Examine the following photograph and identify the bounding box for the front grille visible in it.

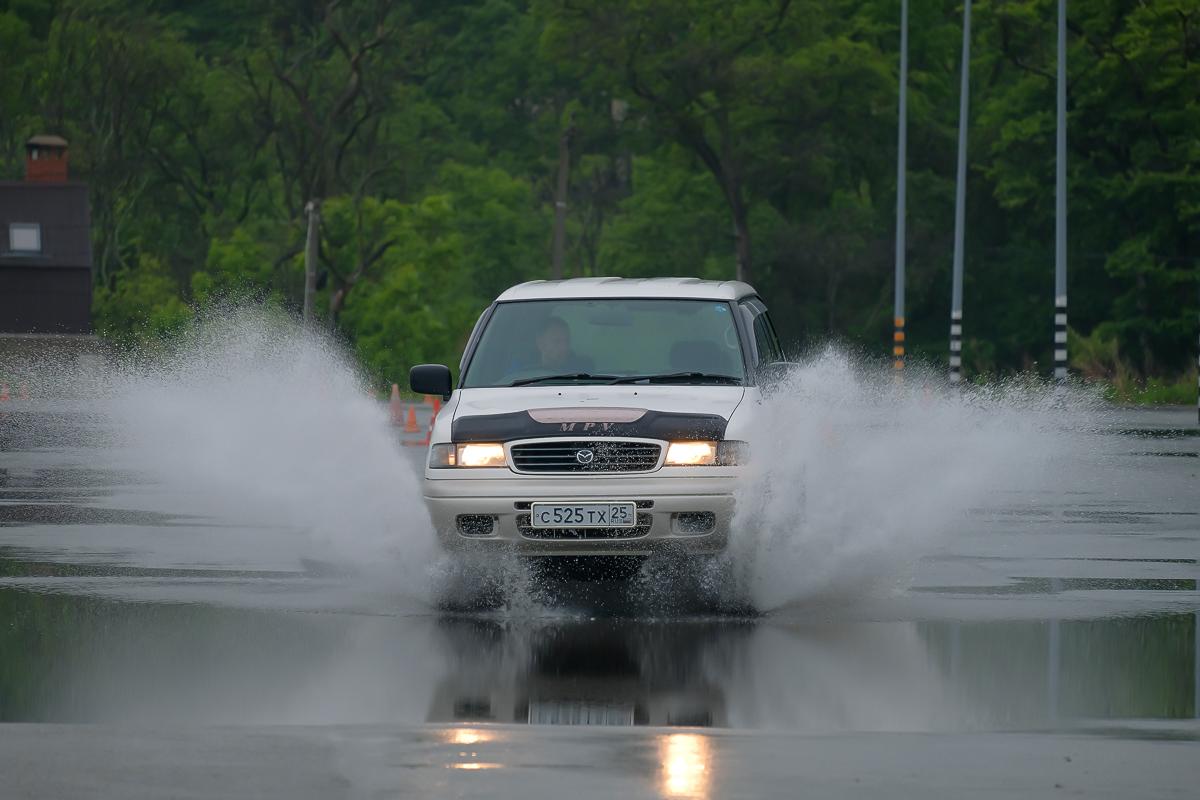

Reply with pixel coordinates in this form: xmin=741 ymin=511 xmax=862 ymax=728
xmin=510 ymin=440 xmax=662 ymax=473
xmin=517 ymin=512 xmax=653 ymax=540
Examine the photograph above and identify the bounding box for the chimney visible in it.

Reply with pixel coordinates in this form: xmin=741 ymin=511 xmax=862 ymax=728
xmin=25 ymin=135 xmax=70 ymax=182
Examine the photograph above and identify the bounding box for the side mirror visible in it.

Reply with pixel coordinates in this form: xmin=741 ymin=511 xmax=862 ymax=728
xmin=410 ymin=364 xmax=453 ymax=400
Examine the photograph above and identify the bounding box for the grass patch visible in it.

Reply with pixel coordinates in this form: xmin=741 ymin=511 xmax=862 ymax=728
xmin=1101 ymin=375 xmax=1197 ymax=405
xmin=1069 ymin=326 xmax=1196 ymax=405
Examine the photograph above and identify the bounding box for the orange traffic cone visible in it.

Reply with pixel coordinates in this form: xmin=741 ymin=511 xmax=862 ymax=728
xmin=420 ymin=409 xmax=436 ymax=445
xmin=0 ymin=384 xmax=9 ymax=402
xmin=403 ymin=405 xmax=420 ymax=433
xmin=425 ymin=394 xmax=442 ymax=416
xmin=389 ymin=384 xmax=403 ymax=425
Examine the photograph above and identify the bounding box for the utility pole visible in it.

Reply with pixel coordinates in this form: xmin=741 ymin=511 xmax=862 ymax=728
xmin=303 ymin=199 xmax=321 ymax=327
xmin=1054 ymin=0 xmax=1068 ymax=382
xmin=551 ymin=123 xmax=574 ymax=281
xmin=893 ymin=0 xmax=909 ymax=371
xmin=950 ymin=0 xmax=972 ymax=384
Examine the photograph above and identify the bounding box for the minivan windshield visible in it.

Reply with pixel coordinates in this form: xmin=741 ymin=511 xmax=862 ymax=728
xmin=461 ymin=299 xmax=747 ymax=388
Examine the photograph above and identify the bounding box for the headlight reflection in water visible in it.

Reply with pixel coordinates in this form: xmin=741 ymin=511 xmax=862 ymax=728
xmin=441 ymin=727 xmax=504 ymax=771
xmin=659 ymin=733 xmax=712 ymax=799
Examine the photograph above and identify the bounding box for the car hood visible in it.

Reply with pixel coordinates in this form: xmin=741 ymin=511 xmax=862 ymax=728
xmin=453 ymin=385 xmax=746 ymax=422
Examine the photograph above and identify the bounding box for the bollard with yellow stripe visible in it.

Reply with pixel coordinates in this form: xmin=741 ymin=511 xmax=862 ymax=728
xmin=893 ymin=317 xmax=906 ymax=370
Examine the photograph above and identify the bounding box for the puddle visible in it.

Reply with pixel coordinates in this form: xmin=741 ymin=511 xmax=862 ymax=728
xmin=0 ymin=586 xmax=1194 ymax=731
xmin=919 ymin=577 xmax=1199 ymax=595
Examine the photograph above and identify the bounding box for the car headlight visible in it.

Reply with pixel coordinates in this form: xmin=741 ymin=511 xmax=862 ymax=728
xmin=664 ymin=440 xmax=748 ymax=466
xmin=665 ymin=441 xmax=718 ymax=466
xmin=429 ymin=442 xmax=507 ymax=468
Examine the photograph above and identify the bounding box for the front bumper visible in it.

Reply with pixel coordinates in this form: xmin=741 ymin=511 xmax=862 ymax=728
xmin=422 ymin=471 xmax=737 ymax=556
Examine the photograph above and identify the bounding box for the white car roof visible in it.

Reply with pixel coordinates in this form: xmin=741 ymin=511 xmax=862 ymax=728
xmin=495 ymin=277 xmax=759 ymax=302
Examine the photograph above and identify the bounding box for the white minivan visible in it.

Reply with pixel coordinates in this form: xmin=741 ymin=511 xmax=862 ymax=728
xmin=410 ymin=277 xmax=785 ymax=566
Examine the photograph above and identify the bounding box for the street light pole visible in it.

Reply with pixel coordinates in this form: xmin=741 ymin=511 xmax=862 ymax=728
xmin=894 ymin=0 xmax=909 ymax=372
xmin=1054 ymin=0 xmax=1069 ymax=382
xmin=950 ymin=0 xmax=971 ymax=384
xmin=303 ymin=199 xmax=321 ymax=327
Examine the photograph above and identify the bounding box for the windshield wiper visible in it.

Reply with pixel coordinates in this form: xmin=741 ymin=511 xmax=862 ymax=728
xmin=510 ymin=372 xmax=621 ymax=386
xmin=608 ymin=372 xmax=742 ymax=385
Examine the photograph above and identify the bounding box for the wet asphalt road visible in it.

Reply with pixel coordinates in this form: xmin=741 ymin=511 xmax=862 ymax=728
xmin=0 ymin=404 xmax=1197 ymax=798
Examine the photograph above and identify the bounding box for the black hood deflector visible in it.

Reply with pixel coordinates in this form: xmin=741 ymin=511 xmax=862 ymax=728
xmin=452 ymin=410 xmax=728 ymax=443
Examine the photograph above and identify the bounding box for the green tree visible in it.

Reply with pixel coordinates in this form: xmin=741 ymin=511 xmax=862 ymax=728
xmin=336 ymin=161 xmax=544 ymax=382
xmin=93 ymin=253 xmax=192 ymax=343
xmin=976 ymin=0 xmax=1200 ymax=376
xmin=38 ymin=4 xmax=199 ymax=284
xmin=1 ymin=0 xmax=1193 ymax=384
xmin=0 ymin=8 xmax=41 ymax=177
xmin=597 ymin=150 xmax=729 ymax=279
xmin=539 ymin=0 xmax=804 ymax=284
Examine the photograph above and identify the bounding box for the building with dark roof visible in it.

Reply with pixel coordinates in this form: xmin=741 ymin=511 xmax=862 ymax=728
xmin=0 ymin=136 xmax=93 ymax=334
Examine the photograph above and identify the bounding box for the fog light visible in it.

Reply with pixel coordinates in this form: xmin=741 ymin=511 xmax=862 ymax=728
xmin=456 ymin=514 xmax=496 ymax=536
xmin=672 ymin=512 xmax=716 ymax=535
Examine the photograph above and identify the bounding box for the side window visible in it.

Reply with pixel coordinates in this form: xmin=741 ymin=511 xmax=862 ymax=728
xmin=753 ymin=314 xmax=784 ymax=364
xmin=740 ymin=298 xmax=784 ymax=365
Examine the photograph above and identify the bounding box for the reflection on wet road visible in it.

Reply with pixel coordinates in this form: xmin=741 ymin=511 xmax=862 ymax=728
xmin=0 ymin=591 xmax=1195 ymax=731
xmin=0 ymin=405 xmax=1198 ymax=797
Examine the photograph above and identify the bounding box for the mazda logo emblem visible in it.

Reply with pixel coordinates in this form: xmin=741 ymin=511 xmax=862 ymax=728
xmin=575 ymin=449 xmax=595 ymax=465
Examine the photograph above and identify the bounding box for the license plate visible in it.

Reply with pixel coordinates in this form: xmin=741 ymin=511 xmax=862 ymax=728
xmin=530 ymin=502 xmax=637 ymax=528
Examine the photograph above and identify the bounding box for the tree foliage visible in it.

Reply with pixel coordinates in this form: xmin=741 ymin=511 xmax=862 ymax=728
xmin=0 ymin=0 xmax=1195 ymax=384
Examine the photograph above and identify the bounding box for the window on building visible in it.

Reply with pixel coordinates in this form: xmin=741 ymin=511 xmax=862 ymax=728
xmin=9 ymin=223 xmax=41 ymax=253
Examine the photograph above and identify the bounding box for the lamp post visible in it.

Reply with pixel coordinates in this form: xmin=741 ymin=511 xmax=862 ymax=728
xmin=950 ymin=0 xmax=971 ymax=384
xmin=1054 ymin=0 xmax=1068 ymax=382
xmin=303 ymin=199 xmax=321 ymax=327
xmin=893 ymin=0 xmax=909 ymax=371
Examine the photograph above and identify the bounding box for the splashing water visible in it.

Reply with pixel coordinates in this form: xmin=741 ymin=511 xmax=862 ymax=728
xmin=5 ymin=313 xmax=1104 ymax=615
xmin=728 ymin=350 xmax=1103 ymax=612
xmin=76 ymin=309 xmax=440 ymax=597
